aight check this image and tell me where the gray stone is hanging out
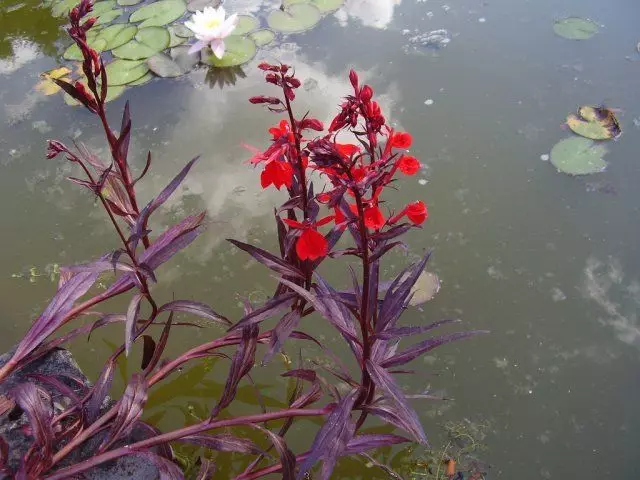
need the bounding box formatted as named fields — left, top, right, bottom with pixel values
left=0, top=349, right=159, bottom=479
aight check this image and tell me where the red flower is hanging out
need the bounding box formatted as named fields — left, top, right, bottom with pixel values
left=261, top=161, right=293, bottom=190
left=389, top=200, right=428, bottom=225
left=336, top=143, right=360, bottom=158
left=390, top=131, right=412, bottom=149
left=296, top=228, right=328, bottom=261
left=350, top=204, right=385, bottom=230
left=398, top=155, right=421, bottom=175
left=360, top=85, right=373, bottom=103
left=334, top=207, right=346, bottom=226
left=269, top=120, right=293, bottom=142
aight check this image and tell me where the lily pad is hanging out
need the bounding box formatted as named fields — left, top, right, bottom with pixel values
left=566, top=106, right=622, bottom=140
left=200, top=35, right=256, bottom=67
left=186, top=0, right=219, bottom=12
left=250, top=29, right=275, bottom=47
left=129, top=0, right=187, bottom=28
left=63, top=38, right=108, bottom=61
left=112, top=27, right=171, bottom=60
left=170, top=24, right=194, bottom=38
left=64, top=84, right=126, bottom=105
left=553, top=17, right=598, bottom=40
left=95, top=8, right=124, bottom=25
left=409, top=271, right=441, bottom=306
left=96, top=24, right=138, bottom=49
left=51, top=0, right=79, bottom=17
left=550, top=137, right=608, bottom=175
left=267, top=3, right=321, bottom=33
left=104, top=59, right=150, bottom=85
left=170, top=45, right=199, bottom=71
left=147, top=52, right=186, bottom=77
left=234, top=15, right=260, bottom=35
left=35, top=66, right=71, bottom=95
left=168, top=26, right=188, bottom=47
left=283, top=0, right=343, bottom=13
left=92, top=0, right=117, bottom=15
left=128, top=71, right=154, bottom=85
left=117, top=0, right=142, bottom=5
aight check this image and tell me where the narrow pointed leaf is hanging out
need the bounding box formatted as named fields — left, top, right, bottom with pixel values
left=10, top=383, right=53, bottom=460
left=143, top=312, right=173, bottom=375
left=263, top=310, right=301, bottom=364
left=125, top=293, right=144, bottom=356
left=345, top=434, right=410, bottom=454
left=131, top=451, right=184, bottom=479
left=159, top=300, right=230, bottom=326
left=141, top=335, right=156, bottom=370
left=102, top=373, right=147, bottom=449
left=86, top=359, right=116, bottom=422
left=376, top=319, right=460, bottom=340
left=229, top=292, right=296, bottom=331
left=228, top=239, right=304, bottom=279
left=178, top=434, right=262, bottom=454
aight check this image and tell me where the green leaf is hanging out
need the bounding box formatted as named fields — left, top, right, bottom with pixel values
left=128, top=71, right=154, bottom=86
left=234, top=15, right=260, bottom=35
left=267, top=4, right=321, bottom=33
left=168, top=26, right=188, bottom=47
left=63, top=38, right=108, bottom=61
left=51, top=0, right=80, bottom=17
left=566, top=106, right=622, bottom=141
left=112, top=26, right=171, bottom=60
left=92, top=0, right=117, bottom=15
left=118, top=0, right=143, bottom=5
left=129, top=0, right=187, bottom=28
left=170, top=45, right=199, bottom=72
left=105, top=59, right=150, bottom=85
left=283, top=0, right=343, bottom=13
left=186, top=0, right=217, bottom=12
left=95, top=8, right=124, bottom=25
left=249, top=29, right=275, bottom=47
left=96, top=24, right=138, bottom=49
left=550, top=137, right=608, bottom=176
left=147, top=52, right=186, bottom=77
left=200, top=35, right=256, bottom=67
left=553, top=17, right=598, bottom=40
left=170, top=24, right=194, bottom=38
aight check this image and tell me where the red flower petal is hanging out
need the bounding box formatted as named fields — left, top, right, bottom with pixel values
left=336, top=143, right=360, bottom=158
left=364, top=205, right=385, bottom=230
left=391, top=132, right=412, bottom=149
left=283, top=218, right=305, bottom=229
left=261, top=161, right=293, bottom=190
left=398, top=155, right=421, bottom=175
left=334, top=207, right=346, bottom=226
left=296, top=228, right=328, bottom=261
left=405, top=201, right=428, bottom=225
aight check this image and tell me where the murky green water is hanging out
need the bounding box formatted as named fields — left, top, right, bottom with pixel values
left=2, top=0, right=640, bottom=477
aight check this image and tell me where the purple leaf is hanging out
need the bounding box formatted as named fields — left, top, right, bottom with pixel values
left=263, top=310, right=301, bottom=365
left=178, top=433, right=262, bottom=454
left=86, top=360, right=116, bottom=423
left=134, top=421, right=173, bottom=459
left=125, top=293, right=144, bottom=356
left=277, top=195, right=303, bottom=213
left=13, top=269, right=100, bottom=365
left=297, top=389, right=358, bottom=480
left=371, top=223, right=412, bottom=242
left=130, top=157, right=199, bottom=250
left=195, top=457, right=216, bottom=480
left=227, top=239, right=304, bottom=279
left=131, top=451, right=184, bottom=480
left=365, top=360, right=426, bottom=443
left=143, top=312, right=173, bottom=376
left=380, top=330, right=488, bottom=368
left=27, top=374, right=82, bottom=404
left=275, top=210, right=287, bottom=258
left=159, top=300, right=230, bottom=326
left=229, top=292, right=296, bottom=331
left=369, top=241, right=406, bottom=263
left=376, top=319, right=460, bottom=340
left=141, top=335, right=156, bottom=370
left=52, top=78, right=96, bottom=113
left=10, top=383, right=53, bottom=462
left=134, top=151, right=152, bottom=185
left=212, top=325, right=258, bottom=416
left=101, top=373, right=147, bottom=451
left=253, top=426, right=296, bottom=480
left=345, top=434, right=410, bottom=454
left=116, top=101, right=132, bottom=162
left=0, top=435, right=9, bottom=476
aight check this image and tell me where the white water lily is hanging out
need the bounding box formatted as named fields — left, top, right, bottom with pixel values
left=185, top=6, right=238, bottom=59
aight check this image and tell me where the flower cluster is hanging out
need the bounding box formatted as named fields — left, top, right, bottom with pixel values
left=249, top=64, right=428, bottom=262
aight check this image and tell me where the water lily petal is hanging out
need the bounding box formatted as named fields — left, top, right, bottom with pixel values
left=219, top=13, right=239, bottom=38
left=211, top=38, right=225, bottom=59
left=188, top=39, right=208, bottom=54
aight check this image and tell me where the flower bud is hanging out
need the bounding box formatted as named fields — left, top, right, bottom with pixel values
left=300, top=118, right=324, bottom=131
left=258, top=62, right=278, bottom=71
left=249, top=96, right=281, bottom=105
left=46, top=140, right=67, bottom=159
left=82, top=17, right=97, bottom=31
left=359, top=85, right=373, bottom=103
left=265, top=73, right=280, bottom=85
left=349, top=69, right=359, bottom=89
left=286, top=76, right=301, bottom=88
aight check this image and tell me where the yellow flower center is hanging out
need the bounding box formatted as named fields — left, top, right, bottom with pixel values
left=203, top=17, right=221, bottom=29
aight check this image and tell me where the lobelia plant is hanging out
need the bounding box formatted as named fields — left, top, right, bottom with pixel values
left=0, top=1, right=487, bottom=478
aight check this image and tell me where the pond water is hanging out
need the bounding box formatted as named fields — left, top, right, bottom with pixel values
left=2, top=0, right=640, bottom=478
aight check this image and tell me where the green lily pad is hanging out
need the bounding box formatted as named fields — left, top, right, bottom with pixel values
left=170, top=45, right=199, bottom=71
left=118, top=0, right=142, bottom=5
left=553, top=17, right=599, bottom=40
left=147, top=52, right=187, bottom=77
left=129, top=0, right=187, bottom=28
left=95, top=8, right=124, bottom=25
left=112, top=26, right=170, bottom=60
left=200, top=35, right=256, bottom=67
left=64, top=84, right=126, bottom=105
left=283, top=0, right=343, bottom=13
left=96, top=24, right=138, bottom=49
left=234, top=15, right=260, bottom=35
left=104, top=59, right=150, bottom=85
left=51, top=0, right=79, bottom=17
left=63, top=38, right=108, bottom=61
left=550, top=137, right=608, bottom=175
left=267, top=4, right=321, bottom=33
left=168, top=26, right=188, bottom=47
left=170, top=24, right=194, bottom=38
left=566, top=106, right=622, bottom=140
left=250, top=29, right=275, bottom=47
left=128, top=71, right=154, bottom=85
left=92, top=0, right=117, bottom=15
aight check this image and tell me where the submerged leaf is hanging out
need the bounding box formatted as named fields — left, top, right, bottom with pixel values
left=148, top=52, right=187, bottom=77
left=550, top=136, right=608, bottom=175
left=554, top=17, right=598, bottom=40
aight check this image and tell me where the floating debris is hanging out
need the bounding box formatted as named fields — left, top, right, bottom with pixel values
left=585, top=180, right=617, bottom=195
left=540, top=154, right=549, bottom=161
left=566, top=105, right=622, bottom=140
left=407, top=29, right=451, bottom=51
left=424, top=98, right=434, bottom=106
